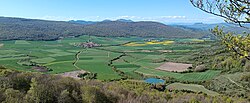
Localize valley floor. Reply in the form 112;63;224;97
0;35;218;81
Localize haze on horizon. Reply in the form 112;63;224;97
0;0;224;24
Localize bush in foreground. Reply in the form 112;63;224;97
0;68;248;103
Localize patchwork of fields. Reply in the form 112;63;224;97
0;35;220;81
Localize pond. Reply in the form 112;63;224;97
145;78;165;84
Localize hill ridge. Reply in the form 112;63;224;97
0;17;204;40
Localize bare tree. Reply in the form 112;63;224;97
190;0;250;27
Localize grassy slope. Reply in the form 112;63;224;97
205;72;250;97
166;83;220;96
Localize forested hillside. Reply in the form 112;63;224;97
0;17;85;40
0;17;204;40
83;21;204;38
0;67;247;103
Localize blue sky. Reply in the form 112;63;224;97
0;0;224;24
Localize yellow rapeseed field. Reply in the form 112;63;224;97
124;40;174;46
146;40;174;45
124;42;147;46
190;39;205;42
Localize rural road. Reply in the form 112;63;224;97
73;49;87;70
222;76;250;91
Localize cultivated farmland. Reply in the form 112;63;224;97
0;35;220;81
156;62;192;72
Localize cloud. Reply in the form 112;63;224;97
33;16;79;21
104;15;223;23
113;15;186;20
160;16;186;19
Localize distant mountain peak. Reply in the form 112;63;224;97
101;19;112;22
116;19;134;22
69;19;134;24
68;20;97;25
194;22;204;25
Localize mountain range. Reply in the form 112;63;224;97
0;17;248;41
173;22;250;35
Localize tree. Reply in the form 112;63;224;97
212;26;250;60
190;0;250;60
58;90;74;103
81;86;111;103
24;78;40;103
25;78;56;103
190;0;250;27
3;88;24;103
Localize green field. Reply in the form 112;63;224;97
166;83;220;96
15;40;31;45
31;57;56;64
136;69;220;81
0;36;220;81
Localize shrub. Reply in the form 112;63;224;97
78;72;97;80
244;62;250;72
241;74;250;82
194;65;206;72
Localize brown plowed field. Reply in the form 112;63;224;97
156;62;192;72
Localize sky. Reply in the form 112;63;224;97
0;0;224;24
